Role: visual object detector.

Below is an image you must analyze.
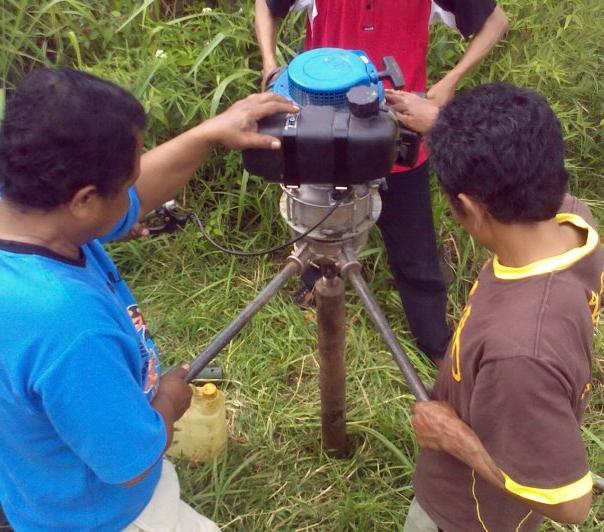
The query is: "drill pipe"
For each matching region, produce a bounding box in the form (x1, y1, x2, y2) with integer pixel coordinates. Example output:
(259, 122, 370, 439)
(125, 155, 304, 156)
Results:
(345, 266, 430, 401)
(316, 274, 349, 456)
(185, 249, 308, 382)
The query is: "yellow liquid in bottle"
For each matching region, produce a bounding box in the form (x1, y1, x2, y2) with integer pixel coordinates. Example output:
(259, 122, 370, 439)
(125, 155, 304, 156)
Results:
(167, 383, 227, 462)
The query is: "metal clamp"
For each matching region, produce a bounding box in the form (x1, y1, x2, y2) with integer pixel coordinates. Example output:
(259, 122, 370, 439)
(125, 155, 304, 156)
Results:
(144, 200, 191, 235)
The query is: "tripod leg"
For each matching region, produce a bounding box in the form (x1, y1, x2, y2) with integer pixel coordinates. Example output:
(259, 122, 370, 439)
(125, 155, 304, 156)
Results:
(345, 266, 430, 401)
(185, 247, 309, 382)
(316, 271, 349, 457)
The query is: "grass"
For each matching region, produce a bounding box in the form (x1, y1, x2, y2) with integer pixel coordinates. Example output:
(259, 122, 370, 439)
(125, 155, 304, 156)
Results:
(1, 0, 603, 530)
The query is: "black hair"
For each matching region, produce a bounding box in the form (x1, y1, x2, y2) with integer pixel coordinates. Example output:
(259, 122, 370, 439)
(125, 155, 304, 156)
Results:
(427, 82, 568, 223)
(0, 68, 147, 209)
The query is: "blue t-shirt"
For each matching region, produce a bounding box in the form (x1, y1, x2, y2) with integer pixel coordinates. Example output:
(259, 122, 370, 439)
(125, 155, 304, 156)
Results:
(0, 188, 166, 531)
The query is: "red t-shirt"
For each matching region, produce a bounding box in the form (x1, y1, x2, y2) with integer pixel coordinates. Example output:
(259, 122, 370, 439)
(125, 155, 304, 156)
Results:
(267, 0, 496, 171)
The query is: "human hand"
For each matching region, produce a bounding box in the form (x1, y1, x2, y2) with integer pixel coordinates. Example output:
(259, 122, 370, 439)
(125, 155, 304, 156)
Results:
(385, 90, 439, 134)
(426, 76, 457, 108)
(260, 55, 278, 90)
(261, 65, 284, 91)
(120, 222, 150, 241)
(412, 401, 508, 495)
(203, 92, 299, 151)
(411, 400, 465, 452)
(153, 365, 193, 422)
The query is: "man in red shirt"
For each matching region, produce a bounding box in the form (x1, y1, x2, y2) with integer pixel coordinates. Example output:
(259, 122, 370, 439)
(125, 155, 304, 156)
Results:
(255, 0, 508, 364)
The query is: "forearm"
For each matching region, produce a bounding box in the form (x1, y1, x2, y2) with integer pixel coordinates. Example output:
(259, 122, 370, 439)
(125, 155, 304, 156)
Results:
(135, 121, 219, 217)
(136, 92, 297, 217)
(151, 395, 178, 452)
(443, 418, 591, 524)
(255, 0, 278, 72)
(441, 6, 508, 85)
(441, 415, 504, 489)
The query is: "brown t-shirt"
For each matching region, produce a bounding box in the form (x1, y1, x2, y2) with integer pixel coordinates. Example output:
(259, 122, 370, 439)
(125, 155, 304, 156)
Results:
(414, 195, 603, 532)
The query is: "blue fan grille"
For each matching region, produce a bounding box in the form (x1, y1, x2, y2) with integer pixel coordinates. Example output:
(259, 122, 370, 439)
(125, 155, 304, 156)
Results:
(288, 82, 358, 107)
(271, 48, 384, 107)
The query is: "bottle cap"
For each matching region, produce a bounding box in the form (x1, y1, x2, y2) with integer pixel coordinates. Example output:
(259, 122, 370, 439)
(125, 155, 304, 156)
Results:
(201, 383, 218, 399)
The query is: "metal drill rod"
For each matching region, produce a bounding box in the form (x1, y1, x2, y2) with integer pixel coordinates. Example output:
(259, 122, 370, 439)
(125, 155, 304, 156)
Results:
(185, 247, 309, 382)
(346, 267, 430, 401)
(316, 271, 349, 456)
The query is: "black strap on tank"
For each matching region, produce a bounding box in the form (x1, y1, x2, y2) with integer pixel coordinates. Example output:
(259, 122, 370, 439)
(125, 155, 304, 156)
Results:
(333, 112, 350, 188)
(282, 113, 300, 187)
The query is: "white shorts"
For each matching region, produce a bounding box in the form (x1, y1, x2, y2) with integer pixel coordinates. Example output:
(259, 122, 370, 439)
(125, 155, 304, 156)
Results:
(123, 459, 220, 532)
(403, 498, 439, 532)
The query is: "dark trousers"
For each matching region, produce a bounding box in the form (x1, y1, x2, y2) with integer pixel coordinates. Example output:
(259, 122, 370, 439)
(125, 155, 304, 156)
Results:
(377, 163, 451, 360)
(302, 162, 451, 361)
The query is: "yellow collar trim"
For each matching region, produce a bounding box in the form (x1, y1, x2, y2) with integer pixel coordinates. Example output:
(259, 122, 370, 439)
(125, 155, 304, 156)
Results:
(493, 213, 599, 280)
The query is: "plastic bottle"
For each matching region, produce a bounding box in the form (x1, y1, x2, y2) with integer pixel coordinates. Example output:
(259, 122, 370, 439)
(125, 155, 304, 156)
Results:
(167, 383, 227, 462)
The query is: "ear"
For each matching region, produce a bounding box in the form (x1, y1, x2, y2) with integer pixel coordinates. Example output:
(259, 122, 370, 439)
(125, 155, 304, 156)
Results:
(69, 185, 99, 219)
(457, 193, 489, 233)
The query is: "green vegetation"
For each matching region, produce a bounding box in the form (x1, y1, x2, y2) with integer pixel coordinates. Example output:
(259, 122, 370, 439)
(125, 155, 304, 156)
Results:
(1, 1, 603, 530)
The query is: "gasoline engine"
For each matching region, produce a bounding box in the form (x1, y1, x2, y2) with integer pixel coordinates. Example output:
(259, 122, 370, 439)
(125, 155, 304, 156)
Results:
(243, 47, 420, 186)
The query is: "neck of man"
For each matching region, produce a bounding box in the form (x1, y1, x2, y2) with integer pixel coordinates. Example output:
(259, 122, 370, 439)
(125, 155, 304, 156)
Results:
(0, 201, 83, 260)
(490, 217, 585, 268)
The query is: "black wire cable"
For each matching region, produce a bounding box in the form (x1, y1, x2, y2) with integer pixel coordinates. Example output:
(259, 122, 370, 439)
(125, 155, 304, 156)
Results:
(192, 199, 342, 257)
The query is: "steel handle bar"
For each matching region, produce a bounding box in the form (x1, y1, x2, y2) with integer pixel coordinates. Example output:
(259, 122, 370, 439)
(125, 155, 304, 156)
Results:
(185, 253, 307, 382)
(345, 266, 430, 401)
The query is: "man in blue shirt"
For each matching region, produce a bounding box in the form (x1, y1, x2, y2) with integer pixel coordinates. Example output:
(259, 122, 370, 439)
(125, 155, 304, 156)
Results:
(0, 68, 296, 531)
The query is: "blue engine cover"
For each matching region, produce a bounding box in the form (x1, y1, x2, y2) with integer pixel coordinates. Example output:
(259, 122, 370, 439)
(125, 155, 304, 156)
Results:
(272, 48, 384, 107)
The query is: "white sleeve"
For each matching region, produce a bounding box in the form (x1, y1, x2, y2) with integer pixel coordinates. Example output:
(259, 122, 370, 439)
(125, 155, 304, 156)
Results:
(292, 0, 317, 29)
(291, 0, 313, 13)
(430, 1, 457, 29)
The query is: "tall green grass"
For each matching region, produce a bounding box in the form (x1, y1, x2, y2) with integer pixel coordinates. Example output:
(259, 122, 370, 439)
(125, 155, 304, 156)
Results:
(1, 1, 603, 530)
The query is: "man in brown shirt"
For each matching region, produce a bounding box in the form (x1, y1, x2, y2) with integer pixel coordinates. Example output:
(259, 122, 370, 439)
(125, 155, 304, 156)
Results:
(406, 83, 602, 531)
